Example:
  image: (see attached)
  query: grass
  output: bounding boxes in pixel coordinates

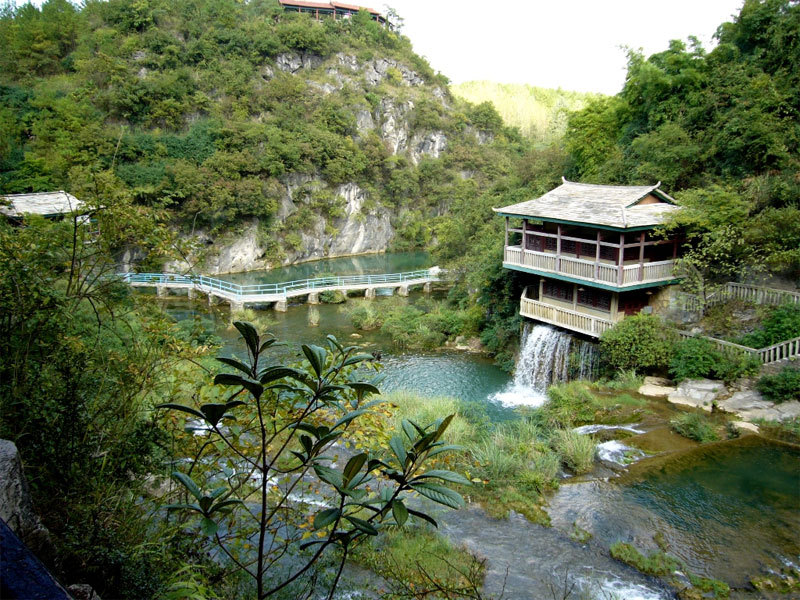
[752,416,800,445]
[350,528,486,597]
[385,391,478,447]
[551,429,596,474]
[670,412,721,443]
[228,308,274,332]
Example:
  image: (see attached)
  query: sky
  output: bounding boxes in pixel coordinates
[382,0,745,94]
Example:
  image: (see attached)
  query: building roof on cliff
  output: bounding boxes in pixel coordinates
[1,191,84,218]
[278,0,382,16]
[493,178,680,230]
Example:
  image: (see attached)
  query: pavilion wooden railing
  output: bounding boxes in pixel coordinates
[520,288,616,338]
[676,330,800,365]
[504,246,676,287]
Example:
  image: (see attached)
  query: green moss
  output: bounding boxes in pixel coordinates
[609,542,681,576]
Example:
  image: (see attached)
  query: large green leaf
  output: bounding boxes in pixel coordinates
[209,499,242,515]
[259,366,306,384]
[173,471,202,502]
[199,403,232,427]
[344,515,378,536]
[200,517,218,537]
[314,465,343,489]
[434,414,455,442]
[313,508,340,530]
[410,482,464,509]
[216,356,252,376]
[214,373,263,399]
[342,354,375,367]
[332,409,367,430]
[233,321,259,358]
[346,382,380,396]
[392,500,408,526]
[407,507,438,528]
[389,435,407,469]
[302,344,327,377]
[342,453,367,487]
[156,403,205,420]
[412,470,471,486]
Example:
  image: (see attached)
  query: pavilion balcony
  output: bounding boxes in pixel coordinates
[520,288,619,338]
[504,246,677,289]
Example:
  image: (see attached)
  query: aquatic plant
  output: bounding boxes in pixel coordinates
[670,412,720,443]
[552,429,596,474]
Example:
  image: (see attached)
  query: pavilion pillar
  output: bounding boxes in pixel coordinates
[522,219,528,252]
[672,238,678,259]
[638,232,646,282]
[538,278,544,302]
[556,224,562,271]
[617,233,625,286]
[504,217,509,248]
[572,284,578,310]
[594,231,601,280]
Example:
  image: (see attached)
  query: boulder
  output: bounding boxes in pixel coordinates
[667,379,728,412]
[638,376,676,398]
[731,421,760,434]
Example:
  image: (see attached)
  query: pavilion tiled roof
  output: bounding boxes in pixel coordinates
[278,0,381,15]
[1,191,84,218]
[494,178,680,229]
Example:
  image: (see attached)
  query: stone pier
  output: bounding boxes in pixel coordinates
[423,282,432,293]
[229,300,244,312]
[365,288,376,300]
[275,300,287,312]
[187,288,196,300]
[308,292,320,304]
[398,285,409,297]
[156,285,167,298]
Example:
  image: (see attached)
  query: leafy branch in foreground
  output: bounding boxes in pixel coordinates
[159,321,468,599]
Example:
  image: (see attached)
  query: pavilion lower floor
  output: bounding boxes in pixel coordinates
[520,278,671,338]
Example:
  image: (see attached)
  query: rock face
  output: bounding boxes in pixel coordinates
[0,440,52,559]
[156,51,453,273]
[638,376,676,398]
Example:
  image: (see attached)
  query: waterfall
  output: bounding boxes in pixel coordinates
[490,323,597,408]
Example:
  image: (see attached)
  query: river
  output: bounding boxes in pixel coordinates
[150,252,799,599]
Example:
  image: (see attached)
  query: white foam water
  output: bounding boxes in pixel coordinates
[573,423,645,435]
[595,440,646,466]
[490,324,597,407]
[580,575,667,600]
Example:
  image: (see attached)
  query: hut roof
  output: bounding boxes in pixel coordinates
[493,178,680,229]
[278,0,381,15]
[1,191,84,218]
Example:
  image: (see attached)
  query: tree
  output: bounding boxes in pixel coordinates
[160,322,468,599]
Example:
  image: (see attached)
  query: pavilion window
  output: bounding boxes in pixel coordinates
[599,246,617,261]
[577,288,612,311]
[543,280,574,302]
[544,237,557,252]
[561,239,577,255]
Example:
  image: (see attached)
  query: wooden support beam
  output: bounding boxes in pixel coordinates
[504,216,509,247]
[556,224,562,271]
[522,219,528,251]
[572,284,578,310]
[594,230,601,279]
[638,232,646,282]
[673,237,678,259]
[617,233,625,286]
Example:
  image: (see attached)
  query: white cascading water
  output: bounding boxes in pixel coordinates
[491,323,597,407]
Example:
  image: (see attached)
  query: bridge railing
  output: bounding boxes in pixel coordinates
[119,269,436,298]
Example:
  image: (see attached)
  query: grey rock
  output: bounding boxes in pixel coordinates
[355,109,376,135]
[275,52,322,74]
[717,390,770,413]
[667,379,728,412]
[409,131,447,164]
[0,440,53,559]
[379,98,413,155]
[68,584,103,600]
[777,400,800,419]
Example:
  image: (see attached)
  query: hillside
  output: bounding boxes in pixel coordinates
[0,0,547,274]
[451,80,600,142]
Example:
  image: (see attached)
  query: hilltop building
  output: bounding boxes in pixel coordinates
[494,178,683,338]
[278,0,386,25]
[1,191,84,221]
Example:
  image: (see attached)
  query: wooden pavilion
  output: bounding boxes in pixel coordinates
[494,178,684,337]
[278,0,386,25]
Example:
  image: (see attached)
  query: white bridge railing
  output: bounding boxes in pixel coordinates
[118,269,437,299]
[677,330,800,365]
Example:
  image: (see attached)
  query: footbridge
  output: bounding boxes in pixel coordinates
[118,267,441,311]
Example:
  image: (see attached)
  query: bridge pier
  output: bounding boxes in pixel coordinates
[364,288,376,300]
[308,292,320,305]
[207,292,217,306]
[423,282,432,294]
[187,288,196,300]
[398,285,409,297]
[275,300,288,312]
[229,300,244,312]
[156,285,167,298]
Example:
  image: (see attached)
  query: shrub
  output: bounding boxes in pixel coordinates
[599,314,675,374]
[756,366,800,403]
[738,304,800,348]
[670,412,720,443]
[319,289,346,303]
[669,337,760,383]
[552,429,595,474]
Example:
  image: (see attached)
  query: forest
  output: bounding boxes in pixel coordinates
[1,0,799,598]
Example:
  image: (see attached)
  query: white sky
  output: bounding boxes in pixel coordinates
[383,0,745,94]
